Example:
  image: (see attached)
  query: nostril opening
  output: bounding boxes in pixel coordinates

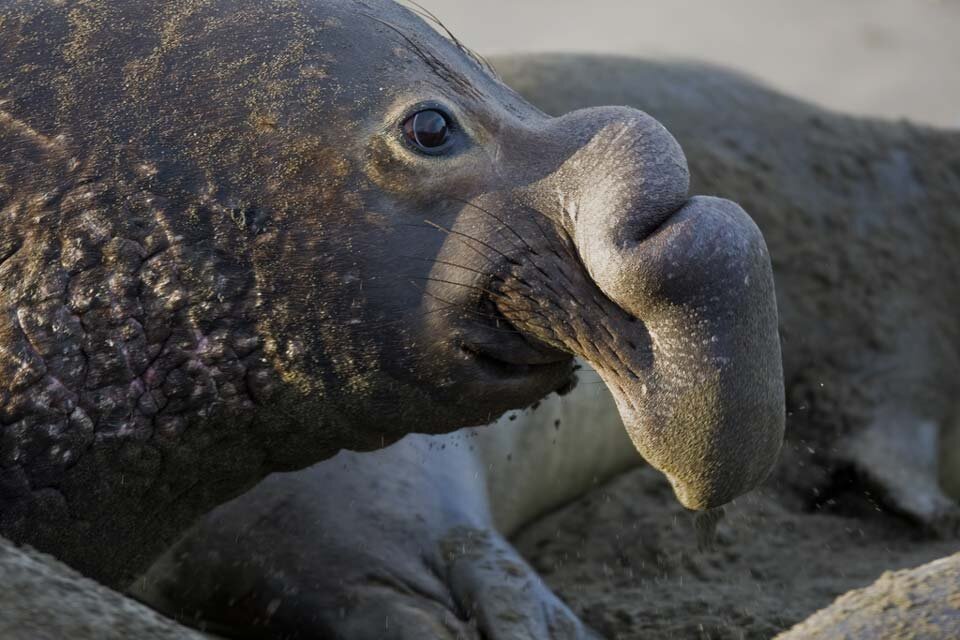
[625,190,690,245]
[627,199,690,246]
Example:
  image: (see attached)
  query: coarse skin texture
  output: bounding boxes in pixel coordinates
[0,2,783,588]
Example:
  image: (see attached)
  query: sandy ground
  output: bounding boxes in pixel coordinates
[515,466,960,639]
[424,0,960,129]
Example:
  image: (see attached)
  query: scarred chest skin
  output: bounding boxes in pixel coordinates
[0,0,394,585]
[0,103,283,585]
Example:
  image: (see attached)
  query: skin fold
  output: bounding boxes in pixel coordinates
[0,0,782,592]
[136,54,960,639]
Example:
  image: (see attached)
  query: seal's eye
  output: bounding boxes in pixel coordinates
[402,109,451,152]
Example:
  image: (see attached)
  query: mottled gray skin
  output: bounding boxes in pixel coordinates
[136,55,959,639]
[0,2,783,589]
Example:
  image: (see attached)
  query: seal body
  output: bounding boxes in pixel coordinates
[0,1,782,588]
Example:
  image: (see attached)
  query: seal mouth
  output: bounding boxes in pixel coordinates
[460,297,571,376]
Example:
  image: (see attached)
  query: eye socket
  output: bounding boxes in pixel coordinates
[402,109,452,153]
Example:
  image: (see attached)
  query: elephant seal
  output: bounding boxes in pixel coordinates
[0,0,783,591]
[136,54,960,638]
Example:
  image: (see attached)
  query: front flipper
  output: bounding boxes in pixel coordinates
[132,432,597,640]
[840,410,960,537]
[440,527,597,639]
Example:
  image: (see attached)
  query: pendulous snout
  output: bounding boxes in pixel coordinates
[502,107,785,510]
[603,194,785,510]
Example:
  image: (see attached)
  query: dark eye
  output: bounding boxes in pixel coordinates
[402,109,452,152]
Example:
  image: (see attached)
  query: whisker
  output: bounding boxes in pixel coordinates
[368,268,522,299]
[362,261,550,331]
[399,255,500,281]
[526,202,578,262]
[475,155,578,263]
[401,0,500,78]
[360,303,462,331]
[448,197,539,256]
[399,222,498,268]
[360,11,483,101]
[411,281,555,334]
[423,218,521,266]
[409,275,508,301]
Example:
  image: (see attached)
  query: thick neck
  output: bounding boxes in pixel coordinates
[0,175,280,587]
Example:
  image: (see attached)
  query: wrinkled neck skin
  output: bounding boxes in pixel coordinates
[0,98,398,585]
[0,0,458,586]
[0,155,350,585]
[495,54,960,445]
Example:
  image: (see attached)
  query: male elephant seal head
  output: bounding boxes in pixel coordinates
[302,1,784,508]
[1,0,781,511]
